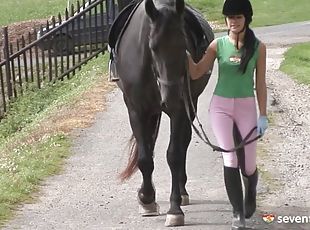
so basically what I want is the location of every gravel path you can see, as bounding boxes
[258,46,310,211]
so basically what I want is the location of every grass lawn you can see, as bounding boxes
[187,0,309,28]
[0,0,68,26]
[280,42,310,85]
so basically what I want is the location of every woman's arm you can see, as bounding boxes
[255,42,267,116]
[187,39,217,80]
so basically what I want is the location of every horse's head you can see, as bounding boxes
[145,0,187,112]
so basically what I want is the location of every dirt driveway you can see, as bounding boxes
[3,21,310,230]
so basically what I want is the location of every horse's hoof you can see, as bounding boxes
[181,195,189,206]
[165,214,185,227]
[139,202,160,216]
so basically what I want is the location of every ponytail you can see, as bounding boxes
[239,27,257,73]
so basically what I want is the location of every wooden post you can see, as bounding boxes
[3,27,13,99]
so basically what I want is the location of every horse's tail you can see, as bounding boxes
[119,115,161,181]
[119,135,138,181]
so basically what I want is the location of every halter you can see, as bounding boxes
[157,76,184,86]
[152,63,185,87]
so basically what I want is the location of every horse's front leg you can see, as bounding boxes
[165,113,190,226]
[178,95,200,206]
[178,111,192,206]
[127,108,161,216]
[137,131,160,217]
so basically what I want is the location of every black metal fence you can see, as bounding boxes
[0,0,118,119]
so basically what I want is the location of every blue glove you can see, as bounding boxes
[257,116,268,136]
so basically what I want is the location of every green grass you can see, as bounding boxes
[0,53,109,224]
[0,134,71,222]
[0,0,69,26]
[250,0,310,27]
[187,0,310,28]
[0,83,69,140]
[187,0,223,23]
[280,42,310,85]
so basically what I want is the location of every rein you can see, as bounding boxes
[183,59,261,153]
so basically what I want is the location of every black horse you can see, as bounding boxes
[112,0,213,226]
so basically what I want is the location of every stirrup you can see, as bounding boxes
[108,59,119,82]
[109,75,120,82]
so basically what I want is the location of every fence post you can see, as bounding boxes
[3,27,13,99]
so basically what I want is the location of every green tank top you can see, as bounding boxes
[214,35,259,98]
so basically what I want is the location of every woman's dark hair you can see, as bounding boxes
[239,27,258,73]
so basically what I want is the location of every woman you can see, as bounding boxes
[187,0,268,228]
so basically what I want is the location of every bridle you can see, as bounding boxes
[183,58,261,153]
[157,76,184,87]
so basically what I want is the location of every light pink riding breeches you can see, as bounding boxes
[209,95,257,176]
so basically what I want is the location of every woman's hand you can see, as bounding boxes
[257,115,268,136]
[187,39,217,80]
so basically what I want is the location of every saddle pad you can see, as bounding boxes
[108,0,141,51]
[185,5,214,45]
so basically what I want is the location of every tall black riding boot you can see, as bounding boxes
[243,169,258,218]
[224,166,245,229]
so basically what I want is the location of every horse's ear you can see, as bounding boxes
[175,0,185,16]
[145,0,159,21]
